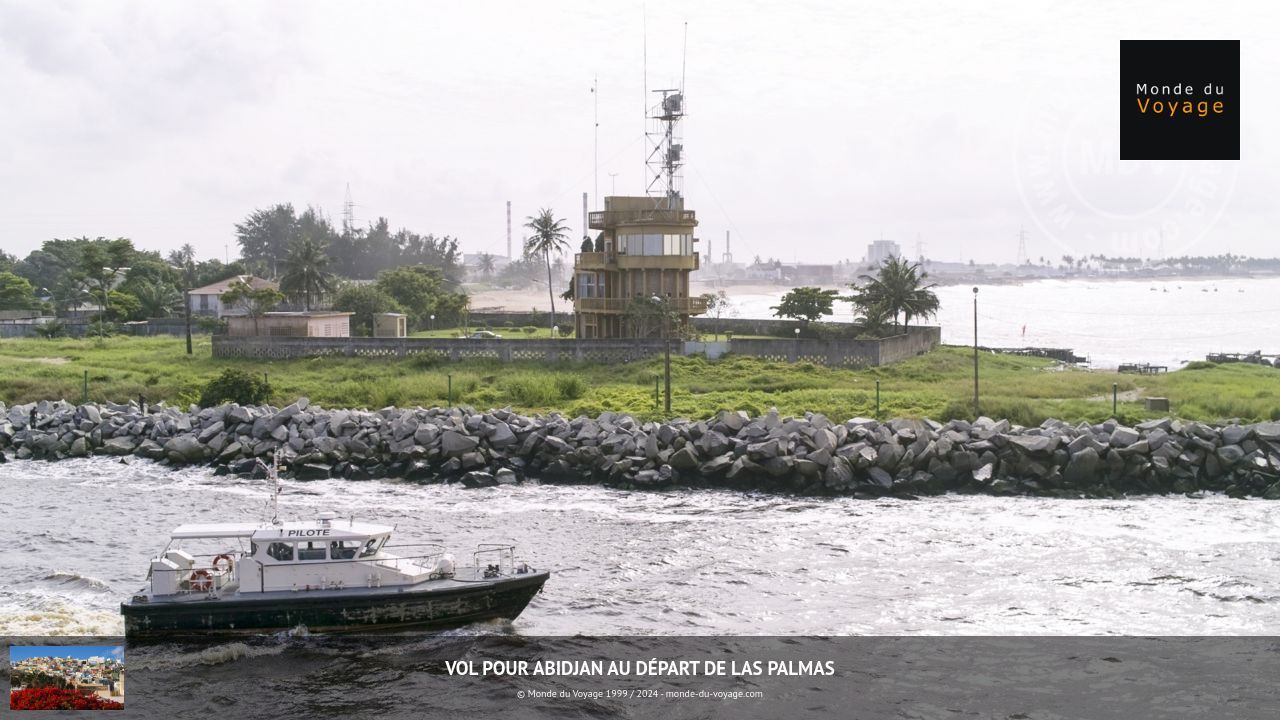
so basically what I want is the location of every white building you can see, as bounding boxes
[188,275,277,317]
[865,239,901,268]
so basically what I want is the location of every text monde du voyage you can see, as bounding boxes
[1135,82,1227,118]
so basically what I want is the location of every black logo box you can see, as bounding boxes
[1120,39,1239,160]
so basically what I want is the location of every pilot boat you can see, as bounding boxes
[121,461,548,638]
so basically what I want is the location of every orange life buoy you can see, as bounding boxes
[189,568,213,593]
[213,554,234,572]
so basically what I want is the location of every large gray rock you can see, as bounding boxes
[1063,447,1100,485]
[441,430,479,457]
[101,436,137,456]
[1110,427,1140,447]
[163,435,205,462]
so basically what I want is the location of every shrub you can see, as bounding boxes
[1183,360,1216,370]
[31,320,66,339]
[85,320,119,337]
[194,315,228,334]
[199,368,272,407]
[555,375,587,400]
[522,326,538,335]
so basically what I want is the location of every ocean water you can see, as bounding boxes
[725,276,1280,368]
[4,458,1280,638]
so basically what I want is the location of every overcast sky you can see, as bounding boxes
[2,1,1276,265]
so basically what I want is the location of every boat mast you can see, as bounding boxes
[269,449,283,526]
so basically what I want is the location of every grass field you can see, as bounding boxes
[1,335,1277,425]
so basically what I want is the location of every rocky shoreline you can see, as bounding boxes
[2,399,1280,499]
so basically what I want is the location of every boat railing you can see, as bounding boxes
[473,544,518,577]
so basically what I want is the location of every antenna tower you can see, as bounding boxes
[1016,225,1029,266]
[644,23,687,202]
[342,184,357,234]
[722,230,732,265]
[506,201,512,259]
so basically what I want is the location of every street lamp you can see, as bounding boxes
[430,314,435,332]
[794,326,800,361]
[972,287,979,419]
[652,295,671,415]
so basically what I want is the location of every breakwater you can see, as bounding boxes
[2,399,1279,499]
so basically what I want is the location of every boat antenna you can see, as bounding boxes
[270,449,283,526]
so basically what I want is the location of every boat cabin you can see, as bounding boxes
[148,511,446,597]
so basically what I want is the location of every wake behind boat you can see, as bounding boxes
[121,458,548,638]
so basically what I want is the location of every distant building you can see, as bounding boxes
[373,312,408,338]
[188,275,278,317]
[571,195,707,338]
[744,259,783,282]
[782,264,835,285]
[865,239,901,268]
[227,311,352,338]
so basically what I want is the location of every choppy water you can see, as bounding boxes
[3,458,1280,637]
[728,276,1280,368]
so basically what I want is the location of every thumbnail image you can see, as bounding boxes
[9,645,124,711]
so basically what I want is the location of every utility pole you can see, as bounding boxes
[506,201,512,260]
[653,295,672,415]
[972,287,980,418]
[184,289,193,355]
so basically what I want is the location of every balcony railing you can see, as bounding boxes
[575,296,709,315]
[588,209,697,228]
[575,253,700,271]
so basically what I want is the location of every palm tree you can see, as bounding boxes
[847,256,939,332]
[167,244,196,268]
[523,208,571,331]
[279,236,335,310]
[478,252,496,278]
[132,280,182,318]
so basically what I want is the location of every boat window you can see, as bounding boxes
[330,540,361,560]
[359,537,384,558]
[298,541,326,562]
[266,542,294,562]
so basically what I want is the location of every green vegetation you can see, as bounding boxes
[771,286,839,325]
[1,337,1277,425]
[200,368,273,407]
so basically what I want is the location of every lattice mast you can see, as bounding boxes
[645,23,688,203]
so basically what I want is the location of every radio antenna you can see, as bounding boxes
[681,21,688,93]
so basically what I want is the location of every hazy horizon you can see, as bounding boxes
[3,1,1277,266]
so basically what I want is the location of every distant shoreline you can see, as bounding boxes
[467,273,1280,312]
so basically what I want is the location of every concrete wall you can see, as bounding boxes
[213,336,674,363]
[212,327,941,368]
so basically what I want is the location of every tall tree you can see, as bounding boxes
[477,252,496,278]
[78,238,135,336]
[235,204,297,278]
[332,283,403,336]
[374,265,466,329]
[0,272,38,310]
[523,208,571,332]
[279,236,335,310]
[0,250,15,273]
[167,243,196,268]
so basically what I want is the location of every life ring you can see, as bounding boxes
[189,569,213,593]
[213,554,234,572]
